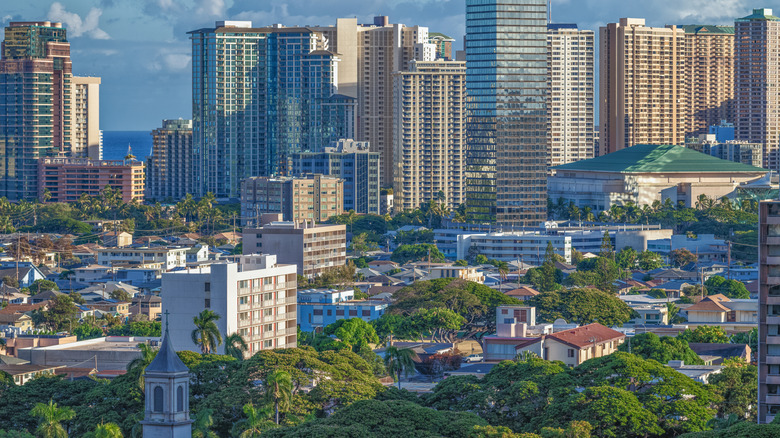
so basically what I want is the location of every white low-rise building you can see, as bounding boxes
[97,247,188,271]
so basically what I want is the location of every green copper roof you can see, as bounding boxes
[553,144,767,173]
[429,32,454,40]
[680,25,735,34]
[736,8,780,21]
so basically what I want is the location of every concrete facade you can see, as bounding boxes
[38,158,145,203]
[240,175,344,226]
[162,255,298,356]
[70,76,101,160]
[97,247,188,271]
[758,200,780,423]
[146,119,193,201]
[392,60,465,211]
[599,18,686,155]
[243,222,346,279]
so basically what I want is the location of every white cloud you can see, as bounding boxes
[196,0,227,18]
[149,49,191,72]
[47,2,111,40]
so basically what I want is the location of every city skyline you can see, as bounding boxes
[2,0,761,131]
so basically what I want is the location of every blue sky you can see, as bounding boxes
[2,0,765,131]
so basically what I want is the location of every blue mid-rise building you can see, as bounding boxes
[297,288,388,332]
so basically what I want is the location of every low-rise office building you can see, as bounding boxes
[38,158,145,203]
[162,255,297,356]
[297,288,388,332]
[243,221,346,279]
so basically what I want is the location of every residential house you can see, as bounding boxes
[427,266,485,283]
[515,323,626,367]
[87,300,130,317]
[30,290,64,304]
[73,265,112,284]
[0,364,62,385]
[684,294,757,324]
[0,265,46,288]
[130,294,162,320]
[666,360,723,384]
[0,313,33,332]
[628,305,669,325]
[0,284,27,304]
[504,287,540,302]
[688,343,752,364]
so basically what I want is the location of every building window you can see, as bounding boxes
[176,385,184,411]
[362,310,370,317]
[205,299,211,308]
[153,386,164,412]
[349,310,357,316]
[205,282,211,292]
[567,349,575,358]
[313,309,323,316]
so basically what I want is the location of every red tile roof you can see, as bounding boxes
[505,286,540,297]
[546,323,625,349]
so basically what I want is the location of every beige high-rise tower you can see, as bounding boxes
[547,24,594,167]
[392,60,466,211]
[735,8,780,170]
[70,76,101,160]
[681,25,734,138]
[599,18,686,155]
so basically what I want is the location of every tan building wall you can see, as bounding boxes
[70,76,101,160]
[243,223,346,278]
[241,175,344,226]
[392,60,465,211]
[599,18,686,155]
[735,9,780,170]
[683,26,733,138]
[548,25,595,167]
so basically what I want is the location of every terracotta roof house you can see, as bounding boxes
[515,323,626,367]
[504,286,540,301]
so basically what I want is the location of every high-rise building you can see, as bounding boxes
[735,8,780,171]
[759,199,780,423]
[162,254,298,356]
[356,17,435,187]
[243,222,346,279]
[0,21,73,200]
[190,21,352,198]
[547,24,595,168]
[240,174,344,226]
[465,0,548,226]
[70,76,101,160]
[681,25,734,138]
[146,119,193,201]
[599,18,686,155]
[392,60,466,211]
[289,139,381,214]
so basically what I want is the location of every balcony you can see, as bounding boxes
[765,355,780,365]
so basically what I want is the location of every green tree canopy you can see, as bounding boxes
[678,326,730,344]
[637,250,664,271]
[528,288,636,327]
[704,276,750,299]
[615,247,638,270]
[391,243,445,265]
[324,318,380,352]
[617,333,703,365]
[29,279,59,294]
[708,359,757,421]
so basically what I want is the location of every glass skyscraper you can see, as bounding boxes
[464,0,548,226]
[190,21,353,198]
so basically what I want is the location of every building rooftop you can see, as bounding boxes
[553,144,767,173]
[736,8,780,22]
[680,24,735,34]
[545,323,625,349]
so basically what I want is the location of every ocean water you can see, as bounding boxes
[102,131,153,161]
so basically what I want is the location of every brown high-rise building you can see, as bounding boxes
[735,8,780,171]
[599,18,686,155]
[0,21,73,200]
[146,119,193,201]
[681,25,734,138]
[759,199,780,423]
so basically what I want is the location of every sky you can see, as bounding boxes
[1,0,770,131]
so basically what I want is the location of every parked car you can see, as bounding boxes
[465,354,483,363]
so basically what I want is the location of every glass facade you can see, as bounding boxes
[465,0,548,226]
[190,24,352,198]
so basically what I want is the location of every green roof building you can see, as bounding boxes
[549,144,767,211]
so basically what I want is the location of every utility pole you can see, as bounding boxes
[727,241,732,280]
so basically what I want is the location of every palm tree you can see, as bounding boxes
[94,422,123,438]
[224,332,249,361]
[231,403,275,437]
[666,302,685,324]
[192,409,218,438]
[191,310,222,354]
[265,370,293,425]
[384,346,416,390]
[30,399,75,438]
[127,343,158,388]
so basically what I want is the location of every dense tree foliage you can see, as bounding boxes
[528,288,636,327]
[391,243,446,264]
[704,276,750,299]
[708,359,758,421]
[617,333,703,365]
[678,326,731,344]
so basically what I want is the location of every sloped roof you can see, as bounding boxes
[546,323,625,349]
[737,8,780,22]
[685,298,730,313]
[554,144,767,173]
[505,286,539,297]
[681,24,734,34]
[145,328,188,375]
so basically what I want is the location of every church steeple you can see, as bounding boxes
[141,311,193,437]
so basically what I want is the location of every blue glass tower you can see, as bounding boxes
[464,0,548,226]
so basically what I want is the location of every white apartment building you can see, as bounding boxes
[162,254,297,357]
[457,233,572,265]
[547,24,594,167]
[96,247,190,271]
